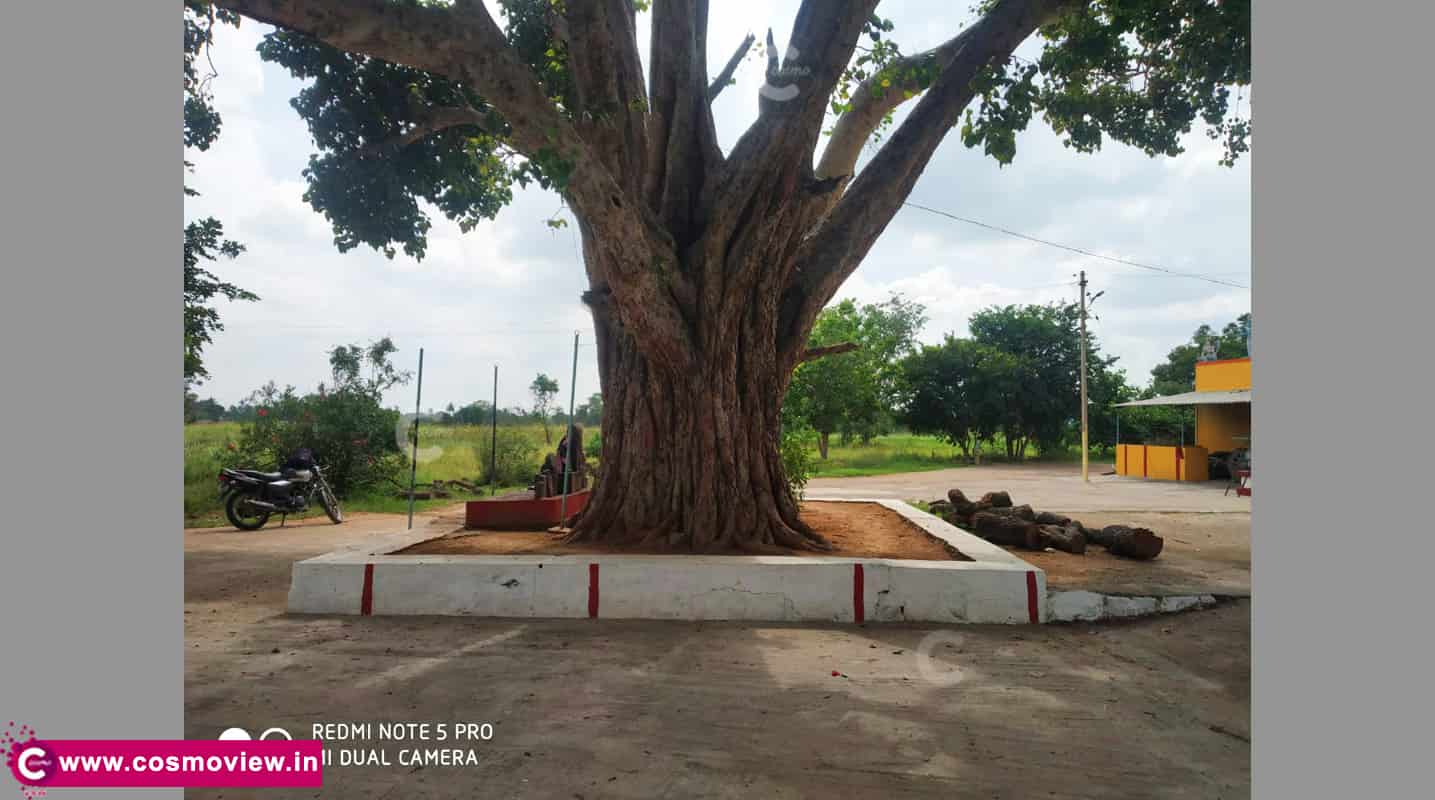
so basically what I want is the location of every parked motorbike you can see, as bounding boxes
[218,448,343,531]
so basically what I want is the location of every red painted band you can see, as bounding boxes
[360,564,375,616]
[1025,571,1040,623]
[1195,356,1250,368]
[853,564,865,624]
[588,563,600,618]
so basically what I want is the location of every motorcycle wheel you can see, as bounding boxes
[225,493,271,531]
[318,479,343,524]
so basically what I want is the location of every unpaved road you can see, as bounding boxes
[808,461,1251,513]
[185,505,1250,799]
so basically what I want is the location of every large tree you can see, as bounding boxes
[200,0,1249,550]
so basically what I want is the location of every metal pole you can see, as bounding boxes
[490,364,498,496]
[559,332,579,528]
[407,347,424,529]
[1078,270,1089,483]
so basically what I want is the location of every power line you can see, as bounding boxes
[901,201,1250,290]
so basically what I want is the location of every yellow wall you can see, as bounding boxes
[1195,404,1251,452]
[1195,357,1251,392]
[1115,444,1208,480]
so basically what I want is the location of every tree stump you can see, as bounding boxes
[1100,525,1164,560]
[971,511,1042,549]
[1038,523,1087,554]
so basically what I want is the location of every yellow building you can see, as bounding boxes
[1114,357,1251,481]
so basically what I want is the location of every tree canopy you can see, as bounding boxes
[192,0,1250,549]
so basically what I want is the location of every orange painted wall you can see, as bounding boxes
[1195,404,1251,452]
[1115,444,1209,480]
[1195,357,1251,392]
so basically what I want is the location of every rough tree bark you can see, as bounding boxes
[216,0,1071,550]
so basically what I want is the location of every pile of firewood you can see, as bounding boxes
[929,489,1163,560]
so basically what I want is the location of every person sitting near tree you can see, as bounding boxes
[536,425,586,496]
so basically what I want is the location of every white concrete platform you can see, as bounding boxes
[287,499,1047,624]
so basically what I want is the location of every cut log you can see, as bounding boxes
[982,503,1036,522]
[1086,523,1116,548]
[1038,523,1087,555]
[1035,511,1071,527]
[978,490,1013,508]
[946,488,977,516]
[971,511,1042,549]
[928,499,954,519]
[1100,525,1165,560]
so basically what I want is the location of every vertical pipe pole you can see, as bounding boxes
[559,332,579,528]
[407,347,424,529]
[490,364,498,496]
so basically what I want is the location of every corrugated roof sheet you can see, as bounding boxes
[1115,389,1251,408]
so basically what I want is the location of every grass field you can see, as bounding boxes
[184,422,1080,527]
[183,421,556,527]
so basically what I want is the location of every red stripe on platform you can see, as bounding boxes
[853,564,865,624]
[1025,571,1040,623]
[360,564,375,615]
[588,563,600,618]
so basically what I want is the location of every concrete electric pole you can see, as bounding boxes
[1079,271,1089,482]
[1077,272,1104,484]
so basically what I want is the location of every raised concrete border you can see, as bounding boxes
[1047,590,1221,623]
[287,499,1047,624]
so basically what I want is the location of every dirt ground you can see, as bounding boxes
[1009,511,1250,596]
[401,501,964,561]
[185,504,1250,799]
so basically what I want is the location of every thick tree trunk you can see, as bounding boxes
[567,309,829,553]
[817,431,830,460]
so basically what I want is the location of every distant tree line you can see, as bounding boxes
[783,292,1251,461]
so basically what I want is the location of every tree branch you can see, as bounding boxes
[798,341,859,363]
[357,105,500,159]
[815,30,975,181]
[708,32,755,102]
[217,0,697,372]
[780,0,1071,365]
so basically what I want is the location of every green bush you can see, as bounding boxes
[230,382,406,497]
[781,423,819,499]
[584,430,602,462]
[476,427,543,487]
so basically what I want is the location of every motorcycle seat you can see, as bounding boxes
[236,469,284,481]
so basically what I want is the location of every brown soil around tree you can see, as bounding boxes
[398,501,969,561]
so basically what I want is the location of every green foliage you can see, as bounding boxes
[779,423,819,500]
[229,339,413,496]
[1149,312,1250,394]
[961,0,1251,166]
[897,302,1128,460]
[184,218,256,385]
[183,2,241,152]
[477,427,545,486]
[584,429,602,462]
[966,302,1124,456]
[574,392,603,426]
[785,294,926,452]
[899,337,1020,459]
[529,373,560,442]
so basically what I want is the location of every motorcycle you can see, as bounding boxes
[217,448,343,531]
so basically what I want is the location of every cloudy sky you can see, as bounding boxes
[183,0,1250,414]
